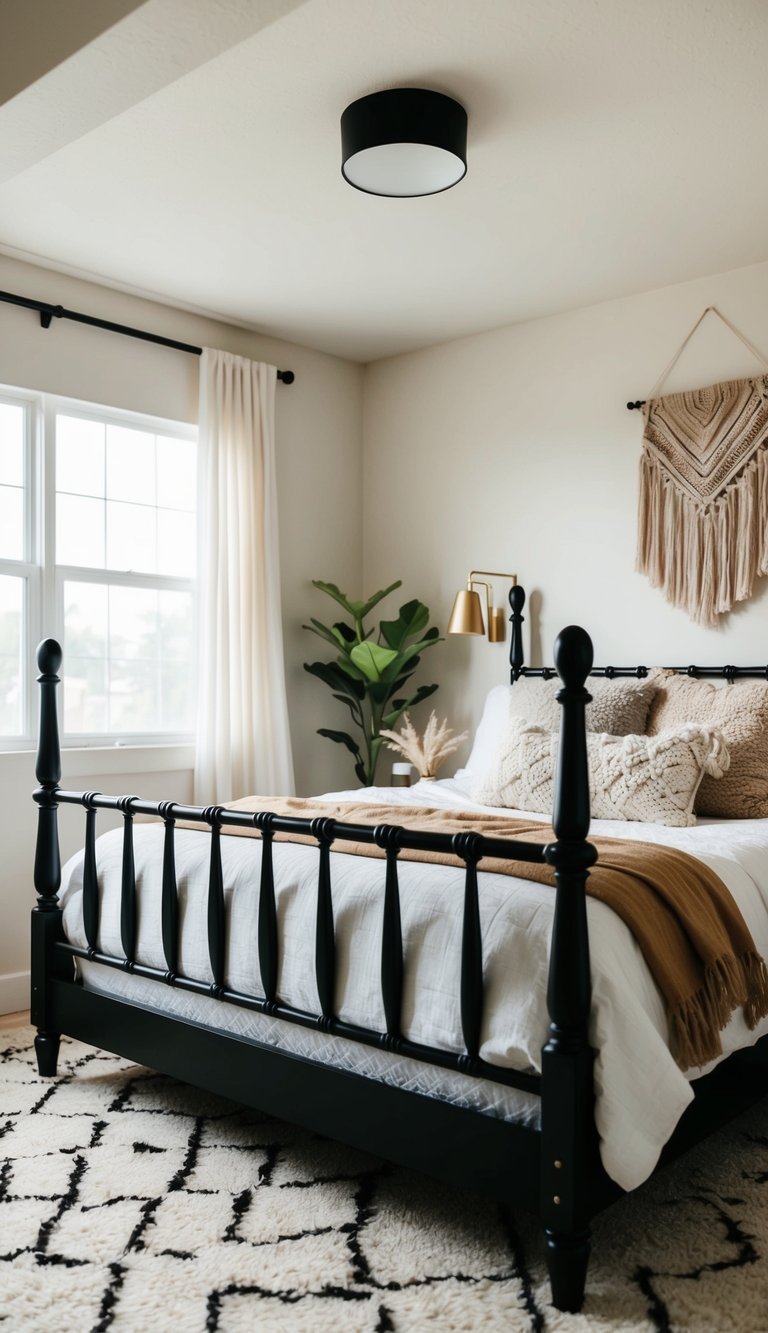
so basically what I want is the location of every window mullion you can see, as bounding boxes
[41,396,58,641]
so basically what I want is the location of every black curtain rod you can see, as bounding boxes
[0,288,295,384]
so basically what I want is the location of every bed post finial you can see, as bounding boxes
[34,639,62,907]
[32,638,64,1078]
[540,624,596,1313]
[551,625,592,842]
[508,584,525,682]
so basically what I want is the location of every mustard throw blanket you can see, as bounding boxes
[197,797,768,1072]
[636,374,768,626]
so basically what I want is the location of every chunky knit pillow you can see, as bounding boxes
[460,676,658,786]
[646,671,768,818]
[505,675,657,735]
[471,716,730,827]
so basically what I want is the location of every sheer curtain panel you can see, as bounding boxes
[194,349,295,801]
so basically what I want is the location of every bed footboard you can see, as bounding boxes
[30,627,600,1314]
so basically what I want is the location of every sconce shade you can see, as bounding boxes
[447,589,485,635]
[341,88,467,197]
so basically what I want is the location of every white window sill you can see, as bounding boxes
[0,742,195,779]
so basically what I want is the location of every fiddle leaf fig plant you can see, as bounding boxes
[303,579,441,786]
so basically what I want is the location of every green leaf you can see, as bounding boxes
[317,728,363,759]
[333,621,357,644]
[389,662,419,693]
[335,656,368,682]
[350,640,399,681]
[302,619,348,651]
[311,581,362,618]
[381,683,439,731]
[405,682,439,708]
[313,579,401,623]
[379,633,442,682]
[357,580,402,622]
[304,660,365,699]
[332,692,361,715]
[380,599,429,651]
[381,700,408,728]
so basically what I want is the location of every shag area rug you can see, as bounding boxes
[2,1027,768,1332]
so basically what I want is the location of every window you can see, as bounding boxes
[0,387,197,747]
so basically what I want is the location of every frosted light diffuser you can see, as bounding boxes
[341,89,467,198]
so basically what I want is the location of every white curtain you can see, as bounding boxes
[194,348,295,802]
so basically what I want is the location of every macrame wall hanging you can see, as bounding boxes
[635,306,768,626]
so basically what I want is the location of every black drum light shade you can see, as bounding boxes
[341,88,467,197]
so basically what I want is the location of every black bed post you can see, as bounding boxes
[540,625,597,1312]
[508,584,525,681]
[31,639,65,1076]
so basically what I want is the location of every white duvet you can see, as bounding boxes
[58,775,768,1192]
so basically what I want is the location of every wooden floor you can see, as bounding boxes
[0,1010,29,1032]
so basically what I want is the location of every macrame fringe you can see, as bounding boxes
[668,950,768,1071]
[636,446,768,626]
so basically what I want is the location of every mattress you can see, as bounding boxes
[58,775,768,1192]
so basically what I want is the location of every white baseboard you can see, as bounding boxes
[0,971,30,1015]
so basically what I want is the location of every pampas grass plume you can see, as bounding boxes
[379,711,469,778]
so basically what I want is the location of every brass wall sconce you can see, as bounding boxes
[447,570,517,642]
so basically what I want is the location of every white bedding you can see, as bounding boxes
[58,775,768,1192]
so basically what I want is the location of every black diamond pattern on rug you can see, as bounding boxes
[2,1028,768,1331]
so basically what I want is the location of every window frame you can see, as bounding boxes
[0,385,197,752]
[0,386,41,747]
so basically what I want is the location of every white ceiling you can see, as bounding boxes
[1,0,767,361]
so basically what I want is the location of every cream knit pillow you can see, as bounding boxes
[647,671,768,819]
[505,674,657,736]
[471,716,730,827]
[458,676,658,790]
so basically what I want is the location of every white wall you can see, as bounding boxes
[0,251,363,1009]
[362,257,768,762]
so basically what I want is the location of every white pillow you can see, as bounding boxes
[470,715,730,827]
[457,684,512,783]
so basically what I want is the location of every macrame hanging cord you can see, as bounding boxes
[636,307,768,627]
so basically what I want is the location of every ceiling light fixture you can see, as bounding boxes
[340,88,467,198]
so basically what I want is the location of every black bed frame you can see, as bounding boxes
[29,585,768,1314]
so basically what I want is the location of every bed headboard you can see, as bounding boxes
[507,584,768,684]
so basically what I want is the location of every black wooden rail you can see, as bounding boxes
[524,665,768,682]
[49,784,549,1096]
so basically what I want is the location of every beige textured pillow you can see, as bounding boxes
[646,671,768,818]
[508,674,656,736]
[471,716,729,827]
